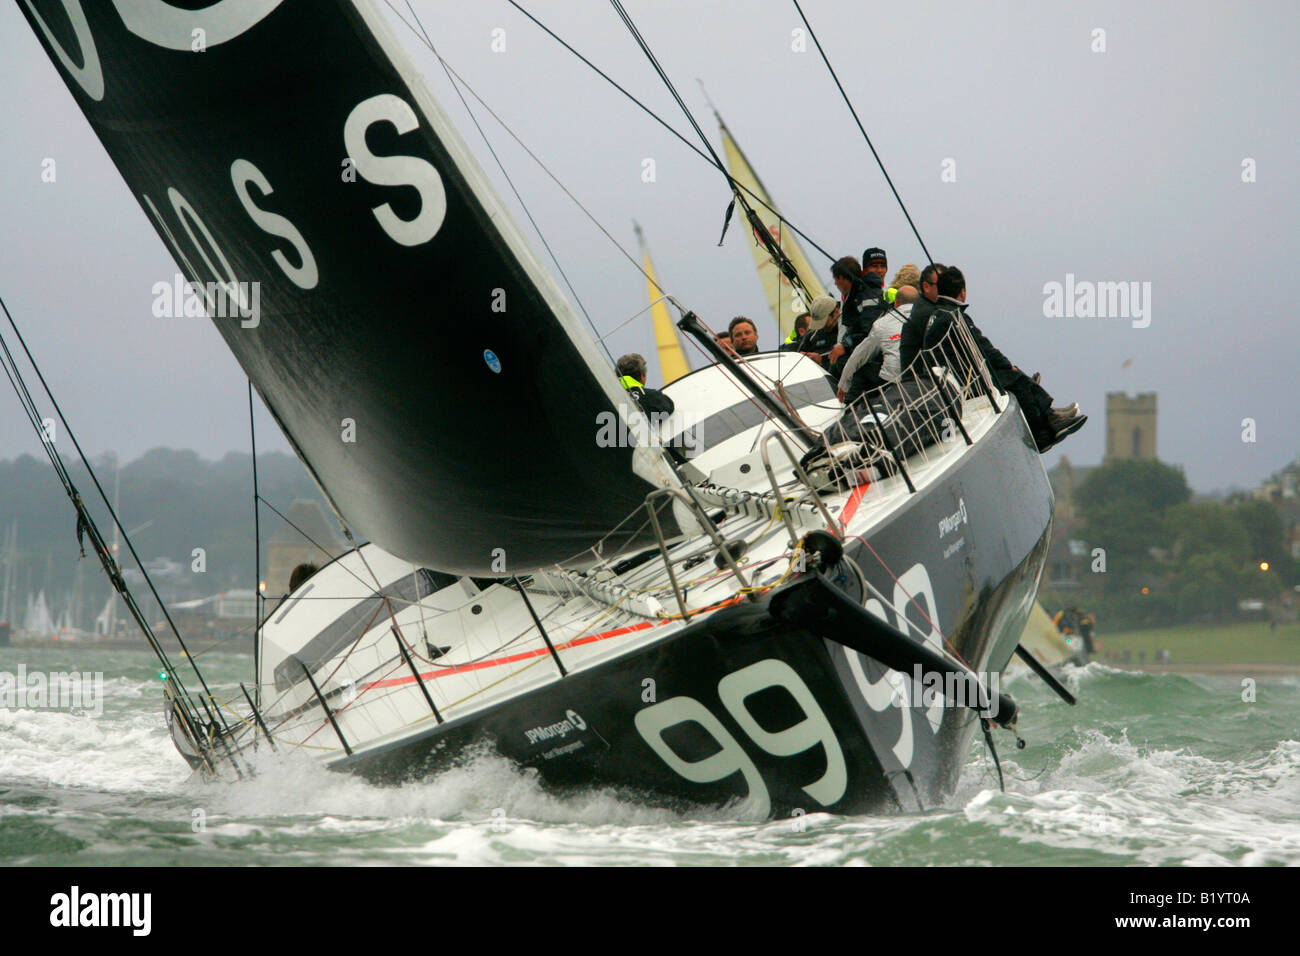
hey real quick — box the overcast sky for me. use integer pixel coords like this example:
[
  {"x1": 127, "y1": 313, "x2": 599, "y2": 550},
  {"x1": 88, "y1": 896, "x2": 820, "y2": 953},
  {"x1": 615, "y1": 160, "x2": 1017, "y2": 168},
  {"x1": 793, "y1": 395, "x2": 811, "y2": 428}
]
[{"x1": 0, "y1": 0, "x2": 1296, "y2": 494}]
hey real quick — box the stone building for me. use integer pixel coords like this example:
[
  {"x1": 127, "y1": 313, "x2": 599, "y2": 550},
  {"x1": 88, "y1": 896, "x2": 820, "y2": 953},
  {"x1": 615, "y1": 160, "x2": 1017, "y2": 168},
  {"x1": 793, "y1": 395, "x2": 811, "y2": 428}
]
[{"x1": 1104, "y1": 392, "x2": 1157, "y2": 461}]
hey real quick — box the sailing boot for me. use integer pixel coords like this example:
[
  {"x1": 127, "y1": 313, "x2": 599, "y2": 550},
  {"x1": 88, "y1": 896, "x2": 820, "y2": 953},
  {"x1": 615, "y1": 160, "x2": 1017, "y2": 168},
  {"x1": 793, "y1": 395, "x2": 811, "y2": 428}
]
[{"x1": 1037, "y1": 410, "x2": 1088, "y2": 452}]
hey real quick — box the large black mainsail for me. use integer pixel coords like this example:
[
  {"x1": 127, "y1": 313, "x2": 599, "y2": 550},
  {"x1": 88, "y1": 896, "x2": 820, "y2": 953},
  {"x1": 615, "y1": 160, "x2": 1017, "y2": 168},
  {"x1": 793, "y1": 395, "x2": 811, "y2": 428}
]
[{"x1": 18, "y1": 0, "x2": 678, "y2": 573}]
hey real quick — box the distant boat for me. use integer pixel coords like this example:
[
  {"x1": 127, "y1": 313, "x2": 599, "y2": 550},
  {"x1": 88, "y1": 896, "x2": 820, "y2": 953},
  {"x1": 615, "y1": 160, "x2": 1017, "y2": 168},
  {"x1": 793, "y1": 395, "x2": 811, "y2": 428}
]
[
  {"x1": 1006, "y1": 603, "x2": 1078, "y2": 676},
  {"x1": 23, "y1": 590, "x2": 53, "y2": 636}
]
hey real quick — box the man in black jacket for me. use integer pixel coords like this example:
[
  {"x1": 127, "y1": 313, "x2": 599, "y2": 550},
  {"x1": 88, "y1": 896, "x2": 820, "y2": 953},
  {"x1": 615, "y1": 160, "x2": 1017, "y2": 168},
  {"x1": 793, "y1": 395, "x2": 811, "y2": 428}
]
[
  {"x1": 828, "y1": 256, "x2": 886, "y2": 368},
  {"x1": 898, "y1": 262, "x2": 945, "y2": 374},
  {"x1": 861, "y1": 246, "x2": 888, "y2": 282},
  {"x1": 779, "y1": 312, "x2": 812, "y2": 351},
  {"x1": 615, "y1": 353, "x2": 675, "y2": 417},
  {"x1": 920, "y1": 268, "x2": 1085, "y2": 453}
]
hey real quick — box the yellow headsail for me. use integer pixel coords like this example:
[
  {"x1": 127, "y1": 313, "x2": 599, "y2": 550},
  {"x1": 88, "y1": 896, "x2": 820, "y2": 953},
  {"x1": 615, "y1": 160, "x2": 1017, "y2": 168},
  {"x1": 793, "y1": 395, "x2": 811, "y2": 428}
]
[
  {"x1": 634, "y1": 222, "x2": 692, "y2": 385},
  {"x1": 714, "y1": 110, "x2": 827, "y2": 340}
]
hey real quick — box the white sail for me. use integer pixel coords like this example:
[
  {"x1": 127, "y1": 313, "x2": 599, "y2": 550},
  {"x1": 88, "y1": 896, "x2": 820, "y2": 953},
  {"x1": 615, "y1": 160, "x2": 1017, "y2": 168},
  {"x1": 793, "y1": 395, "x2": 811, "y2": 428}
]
[
  {"x1": 95, "y1": 595, "x2": 116, "y2": 636},
  {"x1": 26, "y1": 590, "x2": 53, "y2": 635}
]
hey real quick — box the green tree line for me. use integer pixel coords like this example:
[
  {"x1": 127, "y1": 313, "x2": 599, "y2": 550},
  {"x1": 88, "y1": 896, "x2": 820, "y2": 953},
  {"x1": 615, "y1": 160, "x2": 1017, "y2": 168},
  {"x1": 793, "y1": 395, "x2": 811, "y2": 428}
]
[{"x1": 1054, "y1": 459, "x2": 1293, "y2": 628}]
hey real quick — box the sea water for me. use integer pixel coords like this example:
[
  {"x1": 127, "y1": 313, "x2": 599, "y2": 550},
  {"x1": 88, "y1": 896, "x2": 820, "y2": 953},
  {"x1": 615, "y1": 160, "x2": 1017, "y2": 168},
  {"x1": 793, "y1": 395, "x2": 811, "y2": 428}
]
[{"x1": 0, "y1": 646, "x2": 1295, "y2": 866}]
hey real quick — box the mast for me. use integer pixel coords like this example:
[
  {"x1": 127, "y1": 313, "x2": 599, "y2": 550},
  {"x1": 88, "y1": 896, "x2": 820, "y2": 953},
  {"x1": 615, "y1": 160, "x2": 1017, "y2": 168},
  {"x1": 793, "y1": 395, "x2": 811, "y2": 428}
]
[
  {"x1": 0, "y1": 521, "x2": 14, "y2": 625},
  {"x1": 633, "y1": 222, "x2": 691, "y2": 385}
]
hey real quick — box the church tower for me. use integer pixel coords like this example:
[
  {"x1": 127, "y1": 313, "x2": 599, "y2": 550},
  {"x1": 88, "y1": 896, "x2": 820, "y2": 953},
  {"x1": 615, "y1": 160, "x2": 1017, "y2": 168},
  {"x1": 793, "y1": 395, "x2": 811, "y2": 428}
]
[{"x1": 1104, "y1": 392, "x2": 1157, "y2": 461}]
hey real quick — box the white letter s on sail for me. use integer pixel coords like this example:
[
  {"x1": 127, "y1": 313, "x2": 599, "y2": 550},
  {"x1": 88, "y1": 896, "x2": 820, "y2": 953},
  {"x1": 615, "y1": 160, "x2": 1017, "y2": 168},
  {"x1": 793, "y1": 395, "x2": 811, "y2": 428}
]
[
  {"x1": 230, "y1": 159, "x2": 318, "y2": 289},
  {"x1": 343, "y1": 94, "x2": 447, "y2": 247}
]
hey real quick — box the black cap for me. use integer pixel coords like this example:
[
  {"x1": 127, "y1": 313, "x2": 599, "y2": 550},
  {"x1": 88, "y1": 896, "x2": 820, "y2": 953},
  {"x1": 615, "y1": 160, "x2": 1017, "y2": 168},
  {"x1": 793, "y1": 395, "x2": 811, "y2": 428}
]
[{"x1": 862, "y1": 247, "x2": 887, "y2": 265}]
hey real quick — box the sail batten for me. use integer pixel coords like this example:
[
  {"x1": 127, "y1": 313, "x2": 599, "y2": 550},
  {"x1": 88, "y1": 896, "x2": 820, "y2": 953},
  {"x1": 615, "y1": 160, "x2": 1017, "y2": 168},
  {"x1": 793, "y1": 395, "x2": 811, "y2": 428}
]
[{"x1": 20, "y1": 0, "x2": 679, "y2": 574}]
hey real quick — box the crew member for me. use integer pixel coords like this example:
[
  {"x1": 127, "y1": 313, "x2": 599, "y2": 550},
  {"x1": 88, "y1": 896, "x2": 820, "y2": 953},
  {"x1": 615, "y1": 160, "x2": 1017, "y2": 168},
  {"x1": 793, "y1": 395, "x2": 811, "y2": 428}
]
[
  {"x1": 798, "y1": 295, "x2": 844, "y2": 374},
  {"x1": 829, "y1": 255, "x2": 887, "y2": 377},
  {"x1": 728, "y1": 316, "x2": 760, "y2": 356},
  {"x1": 780, "y1": 312, "x2": 812, "y2": 351},
  {"x1": 615, "y1": 353, "x2": 675, "y2": 416},
  {"x1": 921, "y1": 268, "x2": 1085, "y2": 452}
]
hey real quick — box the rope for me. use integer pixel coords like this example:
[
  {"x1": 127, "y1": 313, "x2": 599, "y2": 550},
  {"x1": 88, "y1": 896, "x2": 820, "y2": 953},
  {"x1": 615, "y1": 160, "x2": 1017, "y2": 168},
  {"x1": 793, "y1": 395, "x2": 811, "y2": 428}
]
[
  {"x1": 499, "y1": 0, "x2": 835, "y2": 264},
  {"x1": 249, "y1": 380, "x2": 262, "y2": 705},
  {"x1": 790, "y1": 0, "x2": 933, "y2": 265},
  {"x1": 0, "y1": 293, "x2": 234, "y2": 740}
]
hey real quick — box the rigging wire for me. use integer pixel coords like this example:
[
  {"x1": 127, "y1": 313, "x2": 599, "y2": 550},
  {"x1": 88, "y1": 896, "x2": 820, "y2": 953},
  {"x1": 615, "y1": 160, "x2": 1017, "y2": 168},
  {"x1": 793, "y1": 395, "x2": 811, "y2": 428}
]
[
  {"x1": 609, "y1": 0, "x2": 729, "y2": 187},
  {"x1": 602, "y1": 0, "x2": 822, "y2": 453},
  {"x1": 382, "y1": 3, "x2": 820, "y2": 467},
  {"x1": 499, "y1": 0, "x2": 835, "y2": 264},
  {"x1": 0, "y1": 293, "x2": 232, "y2": 735},
  {"x1": 391, "y1": 0, "x2": 766, "y2": 425},
  {"x1": 249, "y1": 380, "x2": 262, "y2": 707},
  {"x1": 605, "y1": 0, "x2": 815, "y2": 314},
  {"x1": 382, "y1": 5, "x2": 656, "y2": 295},
  {"x1": 0, "y1": 296, "x2": 249, "y2": 777},
  {"x1": 395, "y1": 0, "x2": 614, "y2": 365},
  {"x1": 790, "y1": 0, "x2": 934, "y2": 265}
]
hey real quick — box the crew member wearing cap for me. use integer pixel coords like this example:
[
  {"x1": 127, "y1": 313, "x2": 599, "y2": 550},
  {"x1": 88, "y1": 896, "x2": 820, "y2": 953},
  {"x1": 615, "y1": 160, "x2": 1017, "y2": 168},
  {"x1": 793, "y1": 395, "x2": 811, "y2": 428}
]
[
  {"x1": 861, "y1": 247, "x2": 888, "y2": 281},
  {"x1": 797, "y1": 295, "x2": 844, "y2": 375}
]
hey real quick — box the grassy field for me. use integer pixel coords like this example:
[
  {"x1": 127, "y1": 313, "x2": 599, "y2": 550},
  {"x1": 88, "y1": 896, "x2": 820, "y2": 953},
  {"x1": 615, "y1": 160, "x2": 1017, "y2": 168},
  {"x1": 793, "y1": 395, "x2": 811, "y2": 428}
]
[{"x1": 1097, "y1": 620, "x2": 1300, "y2": 665}]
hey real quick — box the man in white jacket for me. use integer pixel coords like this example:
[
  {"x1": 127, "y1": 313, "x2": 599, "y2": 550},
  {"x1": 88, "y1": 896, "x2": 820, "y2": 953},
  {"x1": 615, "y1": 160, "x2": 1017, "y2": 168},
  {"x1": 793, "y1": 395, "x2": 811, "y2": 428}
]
[{"x1": 836, "y1": 302, "x2": 909, "y2": 404}]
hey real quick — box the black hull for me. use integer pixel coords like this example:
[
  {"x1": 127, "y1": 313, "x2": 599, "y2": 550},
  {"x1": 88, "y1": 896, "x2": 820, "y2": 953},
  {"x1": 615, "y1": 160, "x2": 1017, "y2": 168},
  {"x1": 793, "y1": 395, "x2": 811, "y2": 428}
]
[{"x1": 333, "y1": 405, "x2": 1052, "y2": 816}]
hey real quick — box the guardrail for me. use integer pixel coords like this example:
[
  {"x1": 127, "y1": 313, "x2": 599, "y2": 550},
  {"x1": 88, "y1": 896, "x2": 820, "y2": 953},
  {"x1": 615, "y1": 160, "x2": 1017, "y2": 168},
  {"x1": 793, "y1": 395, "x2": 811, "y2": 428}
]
[{"x1": 809, "y1": 311, "x2": 1004, "y2": 497}]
